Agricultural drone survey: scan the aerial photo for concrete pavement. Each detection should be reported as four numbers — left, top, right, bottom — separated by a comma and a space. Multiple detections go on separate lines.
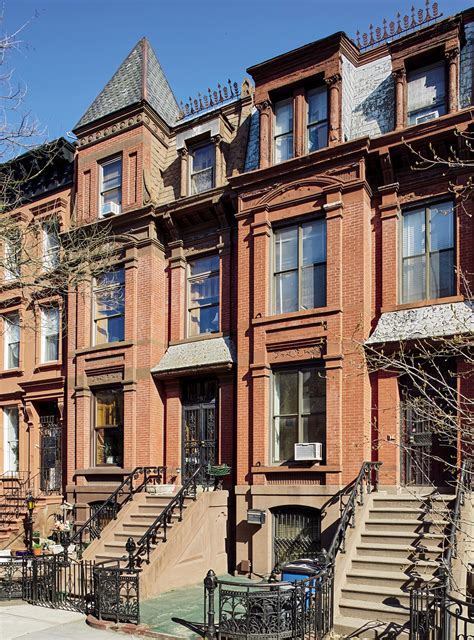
0, 602, 136, 639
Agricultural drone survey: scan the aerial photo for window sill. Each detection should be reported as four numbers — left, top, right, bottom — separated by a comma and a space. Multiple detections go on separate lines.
251, 465, 341, 474
35, 360, 61, 372
0, 367, 24, 378
169, 332, 223, 346
252, 305, 342, 326
74, 467, 132, 477
75, 340, 133, 356
381, 295, 464, 314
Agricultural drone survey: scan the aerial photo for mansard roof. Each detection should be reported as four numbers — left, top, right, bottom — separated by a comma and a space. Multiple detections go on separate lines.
74, 37, 179, 131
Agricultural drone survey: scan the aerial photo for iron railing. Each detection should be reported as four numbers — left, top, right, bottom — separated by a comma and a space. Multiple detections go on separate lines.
0, 557, 24, 600
188, 568, 333, 640
94, 559, 140, 625
71, 466, 165, 552
320, 461, 381, 566
443, 458, 472, 589
131, 464, 203, 567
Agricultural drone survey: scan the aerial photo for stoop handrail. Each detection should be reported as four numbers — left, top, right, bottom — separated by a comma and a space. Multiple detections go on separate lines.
321, 461, 381, 567
71, 466, 165, 553
130, 464, 204, 568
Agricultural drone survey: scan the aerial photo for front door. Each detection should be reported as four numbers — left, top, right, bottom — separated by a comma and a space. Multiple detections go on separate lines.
182, 380, 217, 484
39, 414, 62, 494
401, 405, 432, 486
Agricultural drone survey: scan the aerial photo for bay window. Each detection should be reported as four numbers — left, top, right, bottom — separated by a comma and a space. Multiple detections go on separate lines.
187, 255, 219, 336
93, 269, 125, 345
401, 201, 454, 303
40, 306, 60, 362
94, 389, 123, 466
4, 313, 19, 369
274, 98, 293, 163
272, 366, 326, 464
274, 219, 326, 314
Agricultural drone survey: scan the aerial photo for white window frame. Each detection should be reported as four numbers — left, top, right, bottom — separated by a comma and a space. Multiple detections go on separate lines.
186, 255, 220, 337
42, 221, 60, 271
189, 142, 215, 195
407, 61, 447, 126
306, 86, 328, 153
3, 406, 19, 475
4, 233, 20, 282
3, 313, 19, 370
92, 269, 125, 346
40, 306, 60, 363
273, 98, 294, 164
100, 157, 122, 215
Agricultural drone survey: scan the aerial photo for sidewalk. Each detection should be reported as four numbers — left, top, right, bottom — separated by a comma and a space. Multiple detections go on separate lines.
0, 602, 134, 639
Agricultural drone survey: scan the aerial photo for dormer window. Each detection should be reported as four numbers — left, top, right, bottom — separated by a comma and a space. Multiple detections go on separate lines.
100, 157, 122, 216
307, 87, 328, 153
190, 143, 215, 195
274, 98, 293, 164
407, 62, 446, 125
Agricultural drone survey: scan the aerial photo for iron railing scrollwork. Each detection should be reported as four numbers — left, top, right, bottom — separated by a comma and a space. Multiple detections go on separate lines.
93, 559, 140, 625
199, 568, 333, 640
0, 557, 24, 600
319, 461, 381, 567
131, 464, 203, 567
71, 466, 165, 553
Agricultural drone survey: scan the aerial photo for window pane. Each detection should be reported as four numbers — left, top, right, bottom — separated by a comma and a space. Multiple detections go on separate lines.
96, 391, 123, 428
430, 202, 453, 251
275, 371, 298, 415
8, 342, 19, 369
95, 319, 109, 345
407, 62, 446, 120
188, 305, 219, 336
403, 209, 425, 257
107, 315, 125, 343
308, 123, 328, 153
95, 427, 123, 466
96, 270, 125, 287
189, 255, 219, 277
308, 87, 327, 125
192, 145, 214, 172
4, 408, 19, 473
273, 416, 297, 462
275, 271, 298, 314
301, 264, 326, 309
103, 188, 121, 205
430, 250, 454, 299
403, 255, 426, 303
189, 274, 219, 305
274, 133, 293, 163
275, 227, 297, 272
6, 315, 20, 342
302, 221, 326, 266
274, 99, 293, 136
45, 335, 59, 361
102, 160, 122, 188
96, 290, 125, 319
191, 168, 214, 194
302, 414, 326, 445
302, 369, 326, 414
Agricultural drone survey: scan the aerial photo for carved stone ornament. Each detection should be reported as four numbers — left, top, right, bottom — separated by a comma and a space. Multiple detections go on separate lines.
255, 100, 271, 113
87, 370, 123, 386
445, 47, 460, 62
325, 74, 342, 87
392, 68, 406, 81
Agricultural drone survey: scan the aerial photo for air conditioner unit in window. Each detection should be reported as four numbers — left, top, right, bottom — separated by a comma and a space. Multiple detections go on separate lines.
101, 202, 121, 217
294, 442, 323, 462
415, 111, 439, 125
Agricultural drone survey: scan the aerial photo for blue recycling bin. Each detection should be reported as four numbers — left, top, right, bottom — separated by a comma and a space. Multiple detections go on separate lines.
281, 559, 323, 609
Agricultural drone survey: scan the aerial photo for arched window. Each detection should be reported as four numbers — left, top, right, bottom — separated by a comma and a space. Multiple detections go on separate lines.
272, 506, 321, 568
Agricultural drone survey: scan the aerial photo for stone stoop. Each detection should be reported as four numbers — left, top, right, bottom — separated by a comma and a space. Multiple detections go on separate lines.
333, 491, 452, 638
82, 488, 229, 600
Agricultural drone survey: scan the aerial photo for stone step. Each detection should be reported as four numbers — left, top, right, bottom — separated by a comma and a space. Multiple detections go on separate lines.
339, 597, 410, 624
334, 615, 409, 638
372, 494, 452, 508
346, 569, 423, 588
368, 507, 450, 522
129, 513, 160, 523
351, 555, 439, 575
114, 527, 172, 543
356, 542, 443, 560
95, 552, 126, 562
342, 584, 411, 606
365, 519, 448, 533
360, 531, 444, 547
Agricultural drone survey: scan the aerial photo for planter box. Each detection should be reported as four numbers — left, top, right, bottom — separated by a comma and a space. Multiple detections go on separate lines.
146, 484, 176, 496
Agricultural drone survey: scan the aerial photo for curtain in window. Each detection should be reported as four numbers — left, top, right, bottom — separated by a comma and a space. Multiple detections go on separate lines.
41, 307, 59, 361
3, 408, 19, 474
5, 315, 19, 369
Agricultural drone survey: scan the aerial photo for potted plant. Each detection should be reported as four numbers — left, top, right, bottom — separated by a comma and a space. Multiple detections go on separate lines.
32, 542, 42, 556
104, 440, 115, 465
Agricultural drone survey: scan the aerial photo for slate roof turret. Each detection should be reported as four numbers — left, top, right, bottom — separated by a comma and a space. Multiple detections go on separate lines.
74, 37, 179, 130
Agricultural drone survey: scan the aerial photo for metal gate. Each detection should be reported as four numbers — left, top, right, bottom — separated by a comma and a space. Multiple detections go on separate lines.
401, 403, 432, 486
39, 416, 62, 494
273, 507, 321, 569
182, 380, 217, 484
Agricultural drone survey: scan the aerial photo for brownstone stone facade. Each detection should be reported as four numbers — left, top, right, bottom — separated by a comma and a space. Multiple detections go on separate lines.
0, 10, 472, 576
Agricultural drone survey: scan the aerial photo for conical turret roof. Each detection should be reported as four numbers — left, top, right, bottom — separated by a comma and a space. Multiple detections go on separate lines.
74, 38, 179, 130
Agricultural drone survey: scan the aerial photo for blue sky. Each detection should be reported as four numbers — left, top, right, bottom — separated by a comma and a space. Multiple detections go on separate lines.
4, 0, 472, 143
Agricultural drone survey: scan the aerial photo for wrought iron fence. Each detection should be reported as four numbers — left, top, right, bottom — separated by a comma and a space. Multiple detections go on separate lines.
200, 568, 333, 640
94, 559, 140, 625
0, 557, 24, 600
